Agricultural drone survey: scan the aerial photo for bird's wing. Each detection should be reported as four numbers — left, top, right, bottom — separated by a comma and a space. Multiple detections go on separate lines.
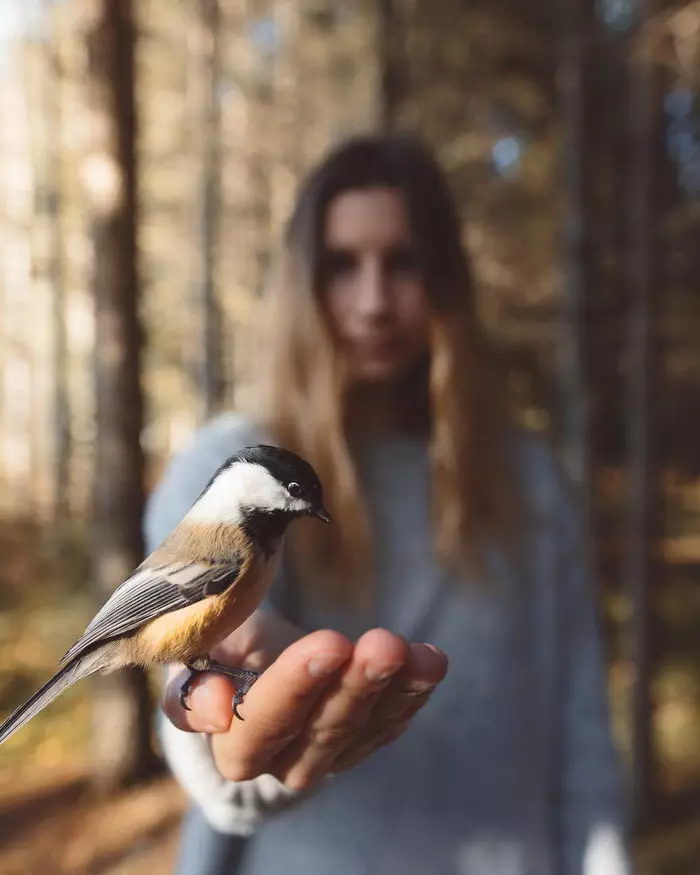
58, 554, 245, 666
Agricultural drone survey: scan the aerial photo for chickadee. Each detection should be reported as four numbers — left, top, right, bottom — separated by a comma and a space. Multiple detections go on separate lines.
0, 444, 332, 744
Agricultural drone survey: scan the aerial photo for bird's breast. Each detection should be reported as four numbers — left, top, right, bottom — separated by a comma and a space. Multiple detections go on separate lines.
127, 549, 281, 666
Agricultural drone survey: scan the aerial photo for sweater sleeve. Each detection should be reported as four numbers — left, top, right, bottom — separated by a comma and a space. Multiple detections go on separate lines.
553, 466, 634, 875
144, 413, 306, 835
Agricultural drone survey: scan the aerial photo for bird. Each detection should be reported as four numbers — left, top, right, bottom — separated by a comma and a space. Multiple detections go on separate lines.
0, 444, 332, 744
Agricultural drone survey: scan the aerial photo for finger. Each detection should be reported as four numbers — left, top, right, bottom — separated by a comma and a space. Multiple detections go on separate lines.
160, 612, 310, 734
208, 610, 302, 670
331, 719, 411, 772
271, 628, 409, 790
328, 643, 448, 773
211, 630, 353, 782
162, 665, 238, 733
370, 642, 448, 723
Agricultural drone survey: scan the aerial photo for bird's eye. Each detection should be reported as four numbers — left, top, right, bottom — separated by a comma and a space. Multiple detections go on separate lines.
288, 481, 302, 497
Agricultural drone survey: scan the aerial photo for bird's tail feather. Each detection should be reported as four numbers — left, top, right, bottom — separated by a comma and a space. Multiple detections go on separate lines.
0, 653, 102, 745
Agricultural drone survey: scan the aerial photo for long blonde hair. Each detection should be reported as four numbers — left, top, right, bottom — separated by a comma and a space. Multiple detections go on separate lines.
257, 134, 517, 603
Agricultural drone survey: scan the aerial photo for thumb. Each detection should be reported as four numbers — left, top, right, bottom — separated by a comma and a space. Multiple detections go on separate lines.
162, 665, 237, 733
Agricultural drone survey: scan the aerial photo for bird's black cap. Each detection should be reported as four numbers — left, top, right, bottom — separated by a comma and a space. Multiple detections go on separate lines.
235, 444, 321, 490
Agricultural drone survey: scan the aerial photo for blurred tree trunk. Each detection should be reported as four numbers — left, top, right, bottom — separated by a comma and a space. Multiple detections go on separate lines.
625, 2, 664, 828
557, 0, 596, 497
85, 0, 159, 792
194, 0, 224, 422
377, 0, 404, 129
46, 45, 71, 525
26, 41, 45, 520
246, 0, 273, 302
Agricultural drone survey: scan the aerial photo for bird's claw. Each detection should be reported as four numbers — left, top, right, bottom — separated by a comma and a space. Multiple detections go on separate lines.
228, 669, 260, 722
232, 695, 245, 721
179, 670, 198, 712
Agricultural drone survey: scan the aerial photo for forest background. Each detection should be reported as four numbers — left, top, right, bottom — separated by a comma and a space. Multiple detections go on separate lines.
0, 1, 699, 873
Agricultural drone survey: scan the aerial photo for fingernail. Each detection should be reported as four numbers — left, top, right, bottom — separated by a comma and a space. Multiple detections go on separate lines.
365, 662, 403, 682
406, 679, 437, 694
423, 643, 446, 659
307, 652, 348, 678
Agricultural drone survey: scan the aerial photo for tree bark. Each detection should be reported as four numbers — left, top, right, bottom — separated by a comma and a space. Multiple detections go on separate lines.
46, 43, 71, 525
377, 0, 405, 130
557, 0, 596, 493
625, 1, 664, 828
194, 0, 224, 421
85, 0, 159, 792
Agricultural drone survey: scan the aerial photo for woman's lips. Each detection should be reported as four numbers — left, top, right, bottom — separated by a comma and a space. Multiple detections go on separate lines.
348, 337, 398, 355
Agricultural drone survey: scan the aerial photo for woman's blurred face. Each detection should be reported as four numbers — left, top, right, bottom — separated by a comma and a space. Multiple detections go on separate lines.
321, 187, 430, 384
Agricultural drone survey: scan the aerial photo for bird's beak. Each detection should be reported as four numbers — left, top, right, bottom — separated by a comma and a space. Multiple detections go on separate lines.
313, 507, 333, 524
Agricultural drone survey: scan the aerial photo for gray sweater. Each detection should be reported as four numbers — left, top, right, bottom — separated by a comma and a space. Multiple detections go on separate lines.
145, 412, 632, 875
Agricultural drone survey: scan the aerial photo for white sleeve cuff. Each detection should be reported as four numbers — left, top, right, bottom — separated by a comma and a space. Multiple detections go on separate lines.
158, 714, 297, 836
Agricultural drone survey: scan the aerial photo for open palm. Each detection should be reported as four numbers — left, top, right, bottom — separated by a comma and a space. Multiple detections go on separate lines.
162, 610, 448, 791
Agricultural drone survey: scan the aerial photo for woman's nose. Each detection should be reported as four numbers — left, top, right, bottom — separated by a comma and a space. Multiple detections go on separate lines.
355, 260, 391, 318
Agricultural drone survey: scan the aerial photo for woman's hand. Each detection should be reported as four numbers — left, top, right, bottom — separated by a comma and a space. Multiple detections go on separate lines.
161, 611, 448, 792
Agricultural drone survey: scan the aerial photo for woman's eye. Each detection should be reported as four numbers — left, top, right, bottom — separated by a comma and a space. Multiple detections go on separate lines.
322, 250, 357, 279
385, 246, 418, 275
288, 481, 302, 497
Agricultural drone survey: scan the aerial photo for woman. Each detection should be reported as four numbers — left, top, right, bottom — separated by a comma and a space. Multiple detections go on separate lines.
146, 134, 632, 874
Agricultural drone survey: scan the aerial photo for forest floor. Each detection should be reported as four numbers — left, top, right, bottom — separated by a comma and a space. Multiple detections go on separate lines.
0, 765, 183, 875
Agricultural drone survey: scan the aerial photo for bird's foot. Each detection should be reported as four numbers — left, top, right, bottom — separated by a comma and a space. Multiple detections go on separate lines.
180, 660, 260, 721
207, 661, 261, 722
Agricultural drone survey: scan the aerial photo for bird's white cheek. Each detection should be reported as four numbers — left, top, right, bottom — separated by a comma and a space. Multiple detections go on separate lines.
187, 484, 244, 525
188, 462, 291, 523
